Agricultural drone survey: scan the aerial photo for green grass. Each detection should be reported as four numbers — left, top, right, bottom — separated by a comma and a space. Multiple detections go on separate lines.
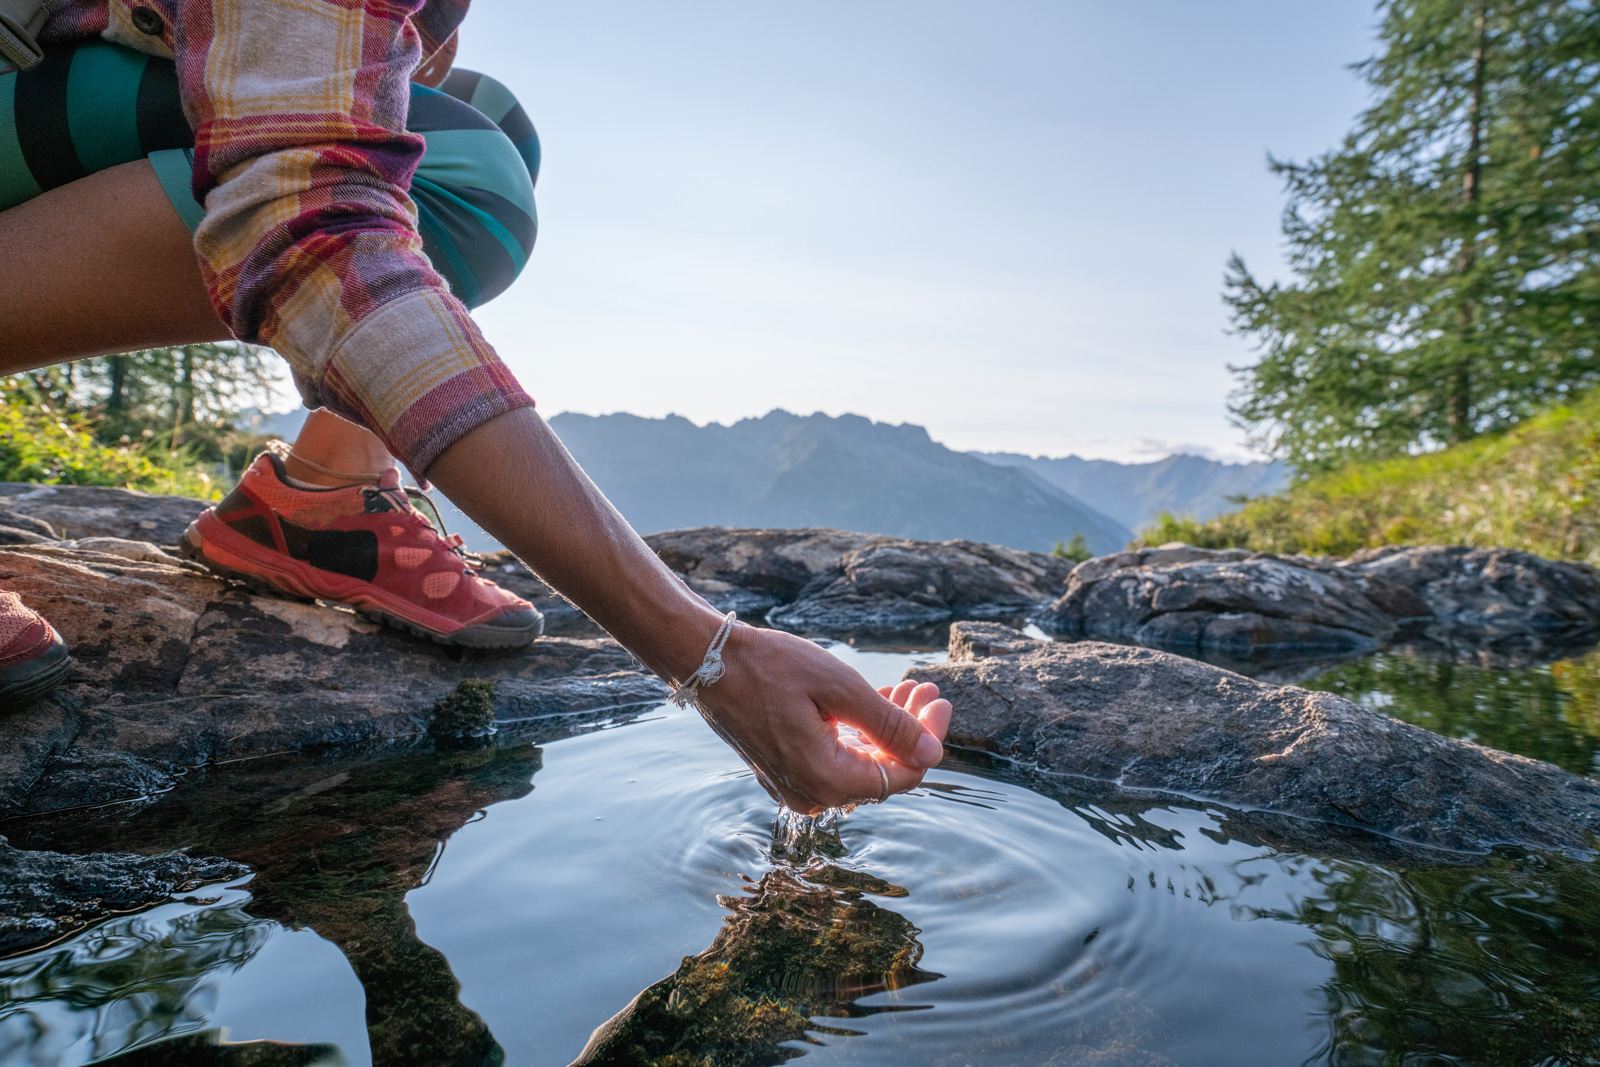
1, 381, 220, 499
1146, 391, 1600, 565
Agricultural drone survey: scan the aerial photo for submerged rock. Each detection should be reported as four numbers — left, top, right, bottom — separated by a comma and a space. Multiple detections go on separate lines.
0, 839, 248, 956
912, 623, 1600, 856
571, 861, 940, 1067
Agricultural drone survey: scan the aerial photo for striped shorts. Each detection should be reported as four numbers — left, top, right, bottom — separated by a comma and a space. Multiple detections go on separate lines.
0, 41, 538, 310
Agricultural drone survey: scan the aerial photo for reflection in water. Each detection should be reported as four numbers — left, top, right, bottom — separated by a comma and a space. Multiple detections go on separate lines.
8, 741, 545, 1067
5, 685, 1600, 1067
0, 901, 274, 1065
1302, 651, 1600, 774
89, 1030, 343, 1066
1254, 851, 1600, 1064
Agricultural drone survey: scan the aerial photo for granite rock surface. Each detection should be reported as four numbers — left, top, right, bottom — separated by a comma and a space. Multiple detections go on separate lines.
647, 525, 1075, 634
0, 487, 667, 820
912, 623, 1600, 856
1034, 542, 1600, 665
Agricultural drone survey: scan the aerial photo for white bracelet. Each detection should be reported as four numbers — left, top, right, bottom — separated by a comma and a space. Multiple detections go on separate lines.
668, 612, 737, 708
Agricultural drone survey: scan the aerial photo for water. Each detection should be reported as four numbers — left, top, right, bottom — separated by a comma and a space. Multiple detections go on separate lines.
2, 644, 1599, 1066
1301, 649, 1600, 777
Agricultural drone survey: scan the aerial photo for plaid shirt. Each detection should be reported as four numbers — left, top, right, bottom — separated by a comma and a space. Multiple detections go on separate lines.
37, 0, 533, 472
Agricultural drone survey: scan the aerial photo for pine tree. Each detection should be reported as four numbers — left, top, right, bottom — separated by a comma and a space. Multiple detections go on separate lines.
1228, 0, 1600, 473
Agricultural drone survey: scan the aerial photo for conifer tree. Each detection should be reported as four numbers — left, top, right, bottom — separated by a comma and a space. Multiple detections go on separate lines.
1228, 0, 1600, 473
12, 342, 278, 454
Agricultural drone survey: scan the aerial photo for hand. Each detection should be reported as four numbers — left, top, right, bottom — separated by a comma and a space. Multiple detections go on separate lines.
693, 625, 953, 814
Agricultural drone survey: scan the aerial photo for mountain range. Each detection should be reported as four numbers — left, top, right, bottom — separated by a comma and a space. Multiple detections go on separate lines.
241, 407, 1283, 554
973, 451, 1287, 531
545, 410, 1132, 553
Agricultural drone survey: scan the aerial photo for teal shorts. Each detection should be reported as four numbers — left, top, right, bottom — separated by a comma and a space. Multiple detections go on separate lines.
0, 42, 538, 309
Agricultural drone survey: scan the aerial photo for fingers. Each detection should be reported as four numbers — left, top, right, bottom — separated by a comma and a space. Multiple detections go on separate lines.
832, 677, 944, 770
832, 680, 951, 804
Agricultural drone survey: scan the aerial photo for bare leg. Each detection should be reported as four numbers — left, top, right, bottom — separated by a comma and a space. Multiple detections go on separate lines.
1, 159, 951, 813
0, 160, 227, 366
0, 159, 401, 489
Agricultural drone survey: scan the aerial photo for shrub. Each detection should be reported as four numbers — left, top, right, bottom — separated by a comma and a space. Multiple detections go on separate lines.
0, 380, 219, 498
1142, 391, 1600, 565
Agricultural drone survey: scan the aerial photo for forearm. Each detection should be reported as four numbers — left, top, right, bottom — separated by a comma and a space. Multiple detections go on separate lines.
425, 405, 723, 683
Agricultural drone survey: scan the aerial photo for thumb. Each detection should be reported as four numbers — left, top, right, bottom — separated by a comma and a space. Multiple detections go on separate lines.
831, 676, 945, 769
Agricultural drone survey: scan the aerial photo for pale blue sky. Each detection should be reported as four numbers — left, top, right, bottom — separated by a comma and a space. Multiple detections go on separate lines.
452, 1, 1378, 461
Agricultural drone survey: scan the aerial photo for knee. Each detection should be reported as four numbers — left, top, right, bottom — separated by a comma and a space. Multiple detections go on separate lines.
407, 83, 538, 309
436, 69, 540, 185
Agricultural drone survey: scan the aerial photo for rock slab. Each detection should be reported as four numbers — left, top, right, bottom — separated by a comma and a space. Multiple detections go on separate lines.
0, 532, 666, 819
1035, 542, 1600, 661
0, 839, 248, 956
911, 623, 1600, 856
647, 525, 1074, 633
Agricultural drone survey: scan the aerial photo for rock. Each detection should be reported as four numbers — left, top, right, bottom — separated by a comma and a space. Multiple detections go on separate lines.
645, 526, 883, 612
0, 532, 667, 819
767, 537, 1075, 634
947, 620, 1048, 661
1036, 544, 1429, 655
0, 839, 248, 956
1347, 545, 1600, 632
0, 482, 206, 544
913, 624, 1600, 856
646, 526, 1075, 633
1037, 542, 1600, 667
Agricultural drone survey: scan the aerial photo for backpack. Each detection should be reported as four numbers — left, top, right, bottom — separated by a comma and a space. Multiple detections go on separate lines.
0, 0, 46, 71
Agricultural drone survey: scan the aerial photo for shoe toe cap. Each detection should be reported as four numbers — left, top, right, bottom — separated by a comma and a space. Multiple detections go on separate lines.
484, 605, 545, 634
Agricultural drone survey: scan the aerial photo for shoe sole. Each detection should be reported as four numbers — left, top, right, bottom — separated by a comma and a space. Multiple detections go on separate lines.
181, 517, 543, 650
0, 639, 73, 708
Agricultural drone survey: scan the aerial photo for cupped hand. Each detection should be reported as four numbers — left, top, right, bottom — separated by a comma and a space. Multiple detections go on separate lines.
692, 625, 953, 814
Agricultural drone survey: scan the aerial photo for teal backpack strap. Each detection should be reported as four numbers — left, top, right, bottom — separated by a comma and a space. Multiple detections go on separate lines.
0, 0, 48, 72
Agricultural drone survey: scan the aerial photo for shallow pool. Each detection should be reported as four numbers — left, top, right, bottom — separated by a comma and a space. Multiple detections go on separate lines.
3, 644, 1599, 1066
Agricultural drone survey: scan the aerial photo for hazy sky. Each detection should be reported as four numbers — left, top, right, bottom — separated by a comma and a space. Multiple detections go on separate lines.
450, 1, 1378, 461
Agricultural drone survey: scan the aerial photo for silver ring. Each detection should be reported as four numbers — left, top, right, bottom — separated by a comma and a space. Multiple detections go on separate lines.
874, 759, 890, 804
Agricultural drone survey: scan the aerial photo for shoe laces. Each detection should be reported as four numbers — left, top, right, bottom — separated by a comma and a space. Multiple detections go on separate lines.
361, 480, 484, 572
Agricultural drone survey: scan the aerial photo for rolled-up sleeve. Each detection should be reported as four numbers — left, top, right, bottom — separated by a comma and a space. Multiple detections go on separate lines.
175, 0, 533, 472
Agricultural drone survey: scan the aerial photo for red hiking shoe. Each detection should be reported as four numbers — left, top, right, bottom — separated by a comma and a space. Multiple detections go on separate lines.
181, 452, 543, 649
0, 589, 72, 707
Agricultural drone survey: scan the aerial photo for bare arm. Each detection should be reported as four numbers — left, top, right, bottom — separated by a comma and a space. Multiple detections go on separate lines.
427, 407, 950, 813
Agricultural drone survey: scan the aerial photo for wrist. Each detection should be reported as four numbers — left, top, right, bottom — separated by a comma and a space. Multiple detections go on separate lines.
647, 594, 728, 685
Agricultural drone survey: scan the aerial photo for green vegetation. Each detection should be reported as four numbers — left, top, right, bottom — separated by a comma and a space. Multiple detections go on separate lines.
1229, 1, 1600, 474
1302, 650, 1600, 775
0, 378, 221, 498
15, 342, 279, 461
1146, 386, 1600, 564
4, 342, 282, 495
1052, 533, 1092, 563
